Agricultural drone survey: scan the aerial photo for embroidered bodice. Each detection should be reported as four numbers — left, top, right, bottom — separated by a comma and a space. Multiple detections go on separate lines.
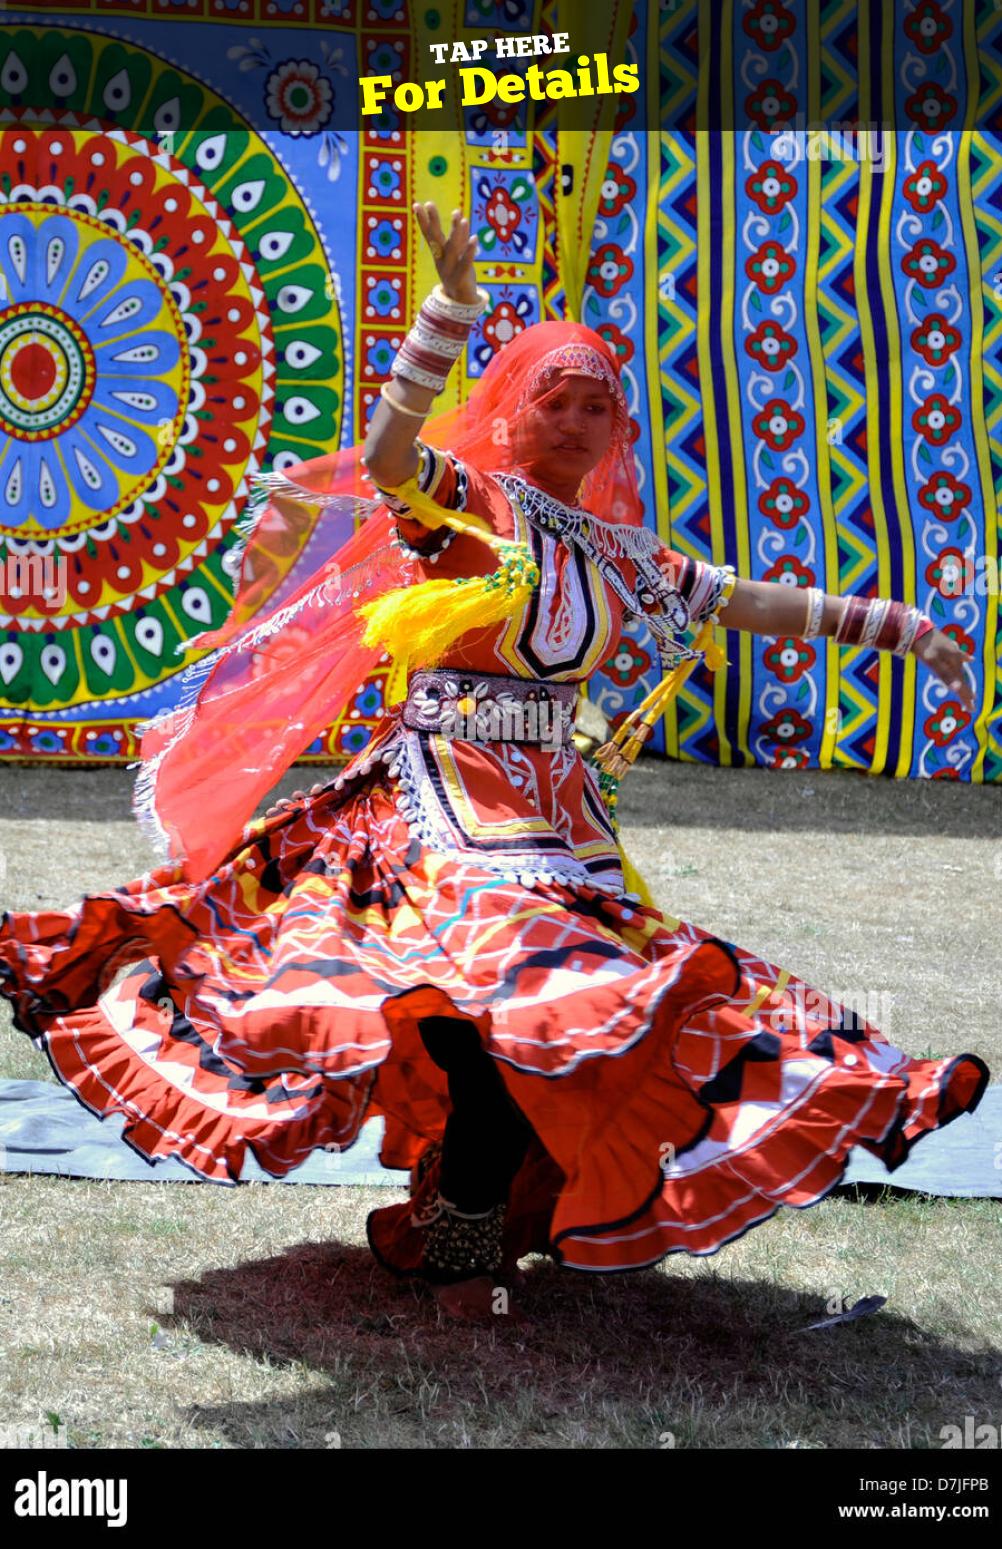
379, 445, 735, 683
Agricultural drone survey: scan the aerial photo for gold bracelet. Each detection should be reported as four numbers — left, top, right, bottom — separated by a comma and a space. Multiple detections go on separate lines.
379, 378, 431, 419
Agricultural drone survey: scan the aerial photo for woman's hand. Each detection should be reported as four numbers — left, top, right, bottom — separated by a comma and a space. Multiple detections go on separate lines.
913, 628, 976, 714
413, 201, 478, 305
265, 783, 327, 819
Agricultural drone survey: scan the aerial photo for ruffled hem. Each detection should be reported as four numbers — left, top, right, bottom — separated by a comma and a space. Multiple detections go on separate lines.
550, 1050, 989, 1270
0, 774, 991, 1238
1, 951, 377, 1186
368, 1051, 989, 1275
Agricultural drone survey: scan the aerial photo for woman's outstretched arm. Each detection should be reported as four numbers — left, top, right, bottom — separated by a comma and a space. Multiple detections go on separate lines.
717, 577, 975, 712
363, 201, 479, 492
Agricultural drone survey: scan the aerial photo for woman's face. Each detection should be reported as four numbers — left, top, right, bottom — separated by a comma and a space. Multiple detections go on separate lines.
515, 370, 615, 496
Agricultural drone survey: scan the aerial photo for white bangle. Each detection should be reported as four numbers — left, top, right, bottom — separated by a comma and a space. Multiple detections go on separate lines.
802, 586, 826, 639
428, 283, 490, 322
391, 359, 452, 394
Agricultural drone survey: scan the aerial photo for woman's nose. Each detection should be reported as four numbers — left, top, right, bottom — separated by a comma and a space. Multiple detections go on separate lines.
557, 405, 586, 435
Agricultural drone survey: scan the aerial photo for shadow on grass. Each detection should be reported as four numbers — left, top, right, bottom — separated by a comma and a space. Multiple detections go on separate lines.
145, 1238, 1000, 1449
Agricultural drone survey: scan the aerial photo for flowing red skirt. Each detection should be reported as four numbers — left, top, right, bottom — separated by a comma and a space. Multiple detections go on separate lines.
0, 761, 988, 1274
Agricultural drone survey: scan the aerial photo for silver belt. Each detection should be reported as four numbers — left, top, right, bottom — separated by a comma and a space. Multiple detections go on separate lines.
401, 669, 577, 748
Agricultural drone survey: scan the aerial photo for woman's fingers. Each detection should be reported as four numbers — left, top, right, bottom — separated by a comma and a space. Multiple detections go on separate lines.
446, 214, 469, 263
951, 674, 975, 713
936, 654, 974, 712
413, 202, 477, 296
425, 201, 447, 250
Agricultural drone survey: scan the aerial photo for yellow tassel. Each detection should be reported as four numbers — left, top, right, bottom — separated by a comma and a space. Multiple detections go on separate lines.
591, 610, 733, 793
359, 475, 541, 679
359, 545, 539, 679
384, 655, 409, 707
593, 742, 631, 779
619, 844, 656, 909
702, 636, 729, 671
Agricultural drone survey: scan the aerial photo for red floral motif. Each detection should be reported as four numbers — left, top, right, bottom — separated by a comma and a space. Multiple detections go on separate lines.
903, 160, 948, 214
746, 319, 797, 372
758, 477, 809, 529
745, 240, 796, 294
480, 98, 522, 132
924, 700, 971, 747
598, 167, 637, 218
925, 547, 971, 598
931, 767, 960, 779
905, 1, 953, 54
902, 239, 956, 290
918, 471, 971, 522
912, 393, 962, 446
762, 555, 815, 588
603, 640, 652, 689
905, 82, 957, 132
485, 185, 521, 241
745, 81, 798, 131
941, 623, 975, 657
482, 300, 526, 352
587, 242, 634, 298
770, 747, 811, 770
765, 636, 817, 683
911, 312, 961, 368
752, 398, 805, 451
596, 321, 634, 365
746, 159, 798, 215
762, 708, 812, 743
743, 0, 796, 52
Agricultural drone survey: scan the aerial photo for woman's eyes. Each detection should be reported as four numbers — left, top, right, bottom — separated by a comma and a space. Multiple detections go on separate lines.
546, 398, 608, 414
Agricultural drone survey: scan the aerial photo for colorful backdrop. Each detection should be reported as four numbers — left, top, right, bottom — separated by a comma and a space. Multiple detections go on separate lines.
0, 0, 1000, 783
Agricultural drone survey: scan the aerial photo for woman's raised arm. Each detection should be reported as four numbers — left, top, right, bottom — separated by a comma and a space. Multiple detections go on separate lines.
362, 201, 482, 493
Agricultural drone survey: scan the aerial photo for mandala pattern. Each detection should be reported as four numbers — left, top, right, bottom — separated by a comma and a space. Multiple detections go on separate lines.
0, 23, 342, 764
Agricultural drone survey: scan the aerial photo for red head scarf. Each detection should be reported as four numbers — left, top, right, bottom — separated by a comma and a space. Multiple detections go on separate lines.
132, 321, 643, 885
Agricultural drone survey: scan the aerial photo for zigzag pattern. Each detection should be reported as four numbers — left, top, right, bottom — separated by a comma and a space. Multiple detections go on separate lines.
818, 0, 880, 773
534, 126, 564, 321
660, 131, 718, 763
651, 2, 714, 762
977, 0, 1002, 133
971, 123, 1002, 781
819, 0, 858, 124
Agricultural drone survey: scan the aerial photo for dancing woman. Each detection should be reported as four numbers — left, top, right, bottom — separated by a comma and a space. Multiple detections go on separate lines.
0, 201, 987, 1321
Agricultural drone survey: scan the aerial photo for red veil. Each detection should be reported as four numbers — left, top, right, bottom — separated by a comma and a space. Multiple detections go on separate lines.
131, 322, 645, 886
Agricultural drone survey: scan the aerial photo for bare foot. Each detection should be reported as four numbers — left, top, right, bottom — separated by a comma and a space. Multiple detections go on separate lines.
432, 1275, 529, 1325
